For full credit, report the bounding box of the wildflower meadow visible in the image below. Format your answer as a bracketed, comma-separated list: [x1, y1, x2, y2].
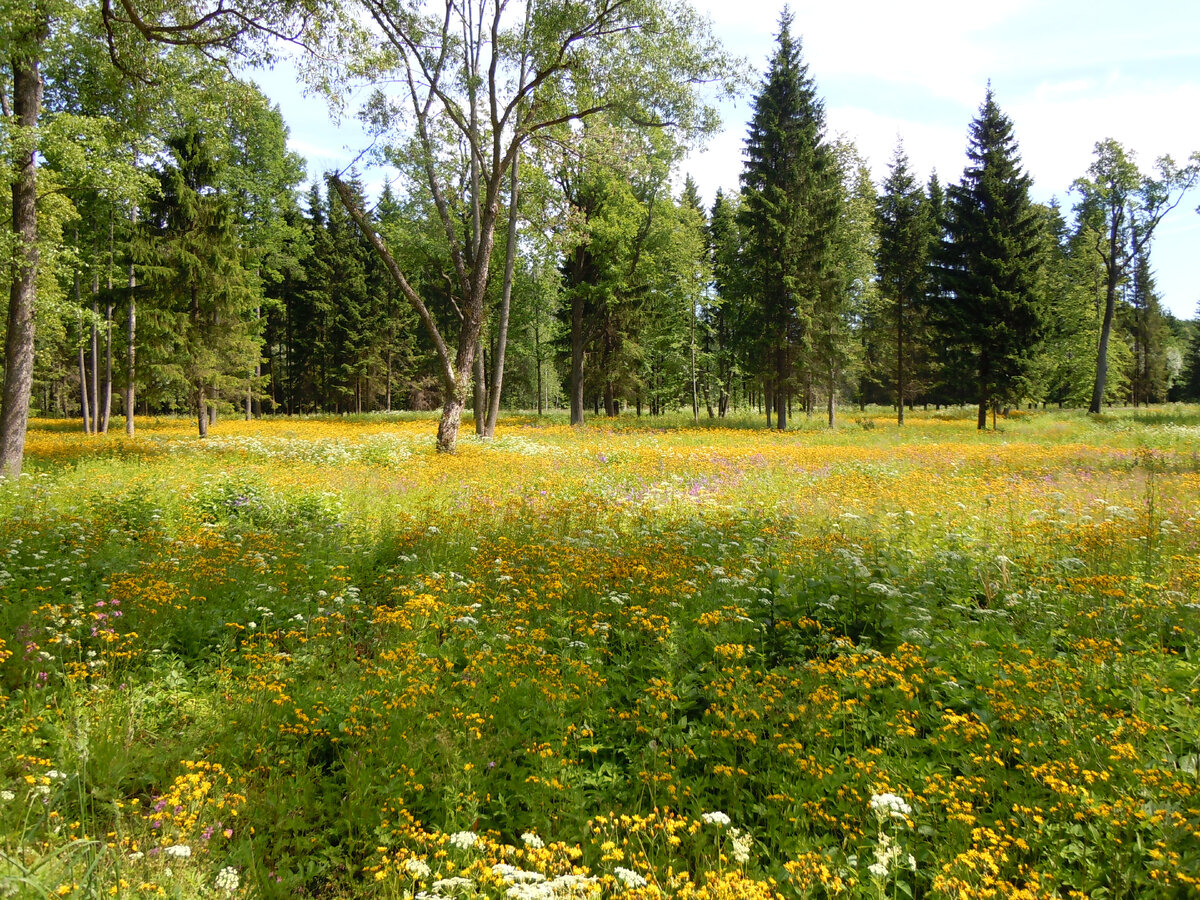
[2, 408, 1200, 899]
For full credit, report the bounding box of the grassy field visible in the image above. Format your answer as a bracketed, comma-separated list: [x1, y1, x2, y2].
[2, 407, 1200, 899]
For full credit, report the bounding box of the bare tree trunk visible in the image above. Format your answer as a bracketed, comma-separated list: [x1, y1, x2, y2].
[570, 294, 586, 426]
[125, 207, 137, 436]
[101, 303, 113, 432]
[197, 384, 208, 438]
[534, 320, 543, 416]
[690, 300, 698, 422]
[386, 349, 393, 412]
[473, 338, 486, 435]
[100, 214, 114, 433]
[437, 382, 468, 453]
[1090, 269, 1118, 414]
[101, 301, 113, 435]
[91, 281, 100, 434]
[1, 48, 43, 479]
[485, 145, 521, 438]
[827, 368, 835, 429]
[897, 294, 905, 426]
[78, 344, 92, 435]
[76, 271, 92, 434]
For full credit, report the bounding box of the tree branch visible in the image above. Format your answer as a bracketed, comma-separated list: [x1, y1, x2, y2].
[330, 176, 456, 392]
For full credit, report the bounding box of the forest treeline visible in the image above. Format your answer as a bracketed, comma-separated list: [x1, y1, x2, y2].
[3, 1, 1200, 470]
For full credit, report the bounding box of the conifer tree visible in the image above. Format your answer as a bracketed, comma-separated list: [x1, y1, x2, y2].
[935, 87, 1043, 429]
[738, 7, 837, 430]
[706, 189, 747, 417]
[875, 141, 931, 423]
[151, 127, 260, 436]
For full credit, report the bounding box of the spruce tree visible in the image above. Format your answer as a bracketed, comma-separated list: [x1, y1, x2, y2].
[152, 127, 260, 436]
[936, 87, 1043, 429]
[738, 7, 837, 430]
[875, 141, 931, 424]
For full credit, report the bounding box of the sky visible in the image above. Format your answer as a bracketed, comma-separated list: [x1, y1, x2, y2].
[249, 0, 1200, 317]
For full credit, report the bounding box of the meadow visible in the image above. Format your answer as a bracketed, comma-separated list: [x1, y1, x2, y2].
[2, 407, 1200, 900]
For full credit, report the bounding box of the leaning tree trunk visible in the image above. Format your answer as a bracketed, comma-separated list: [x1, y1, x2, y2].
[0, 51, 43, 479]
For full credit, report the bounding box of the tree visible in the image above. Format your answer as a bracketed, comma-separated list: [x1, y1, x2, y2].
[330, 0, 732, 451]
[1, 0, 326, 476]
[935, 86, 1043, 429]
[0, 2, 50, 477]
[150, 126, 260, 436]
[875, 140, 930, 424]
[705, 188, 746, 417]
[738, 7, 837, 430]
[817, 140, 875, 427]
[1073, 139, 1199, 413]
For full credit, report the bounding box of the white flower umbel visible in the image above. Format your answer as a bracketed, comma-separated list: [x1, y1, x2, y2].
[214, 867, 240, 893]
[728, 827, 753, 865]
[700, 810, 731, 826]
[448, 831, 478, 850]
[614, 867, 647, 889]
[868, 792, 912, 821]
[521, 832, 544, 849]
[406, 858, 432, 879]
[164, 844, 192, 858]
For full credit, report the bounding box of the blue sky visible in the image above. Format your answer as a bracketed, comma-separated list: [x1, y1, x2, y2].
[249, 0, 1200, 317]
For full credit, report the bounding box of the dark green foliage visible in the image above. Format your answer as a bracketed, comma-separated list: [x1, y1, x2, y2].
[872, 141, 934, 420]
[150, 126, 262, 434]
[737, 8, 839, 429]
[934, 87, 1044, 428]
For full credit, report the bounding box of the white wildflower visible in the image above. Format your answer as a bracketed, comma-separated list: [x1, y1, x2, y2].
[448, 830, 478, 850]
[165, 844, 192, 858]
[432, 876, 475, 893]
[868, 861, 889, 880]
[0, 791, 14, 802]
[521, 832, 544, 849]
[869, 792, 912, 820]
[493, 864, 546, 883]
[728, 827, 753, 865]
[214, 867, 240, 893]
[406, 858, 433, 879]
[700, 811, 731, 826]
[614, 867, 646, 889]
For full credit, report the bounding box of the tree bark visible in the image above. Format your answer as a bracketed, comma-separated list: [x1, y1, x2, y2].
[102, 301, 113, 433]
[1089, 257, 1119, 414]
[473, 338, 486, 435]
[570, 291, 586, 426]
[437, 383, 467, 453]
[485, 146, 520, 438]
[125, 208, 137, 436]
[91, 287, 101, 434]
[0, 48, 43, 479]
[76, 272, 92, 434]
[897, 294, 905, 426]
[197, 384, 208, 437]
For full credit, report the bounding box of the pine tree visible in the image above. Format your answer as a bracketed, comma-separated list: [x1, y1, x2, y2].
[738, 7, 838, 430]
[936, 87, 1044, 429]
